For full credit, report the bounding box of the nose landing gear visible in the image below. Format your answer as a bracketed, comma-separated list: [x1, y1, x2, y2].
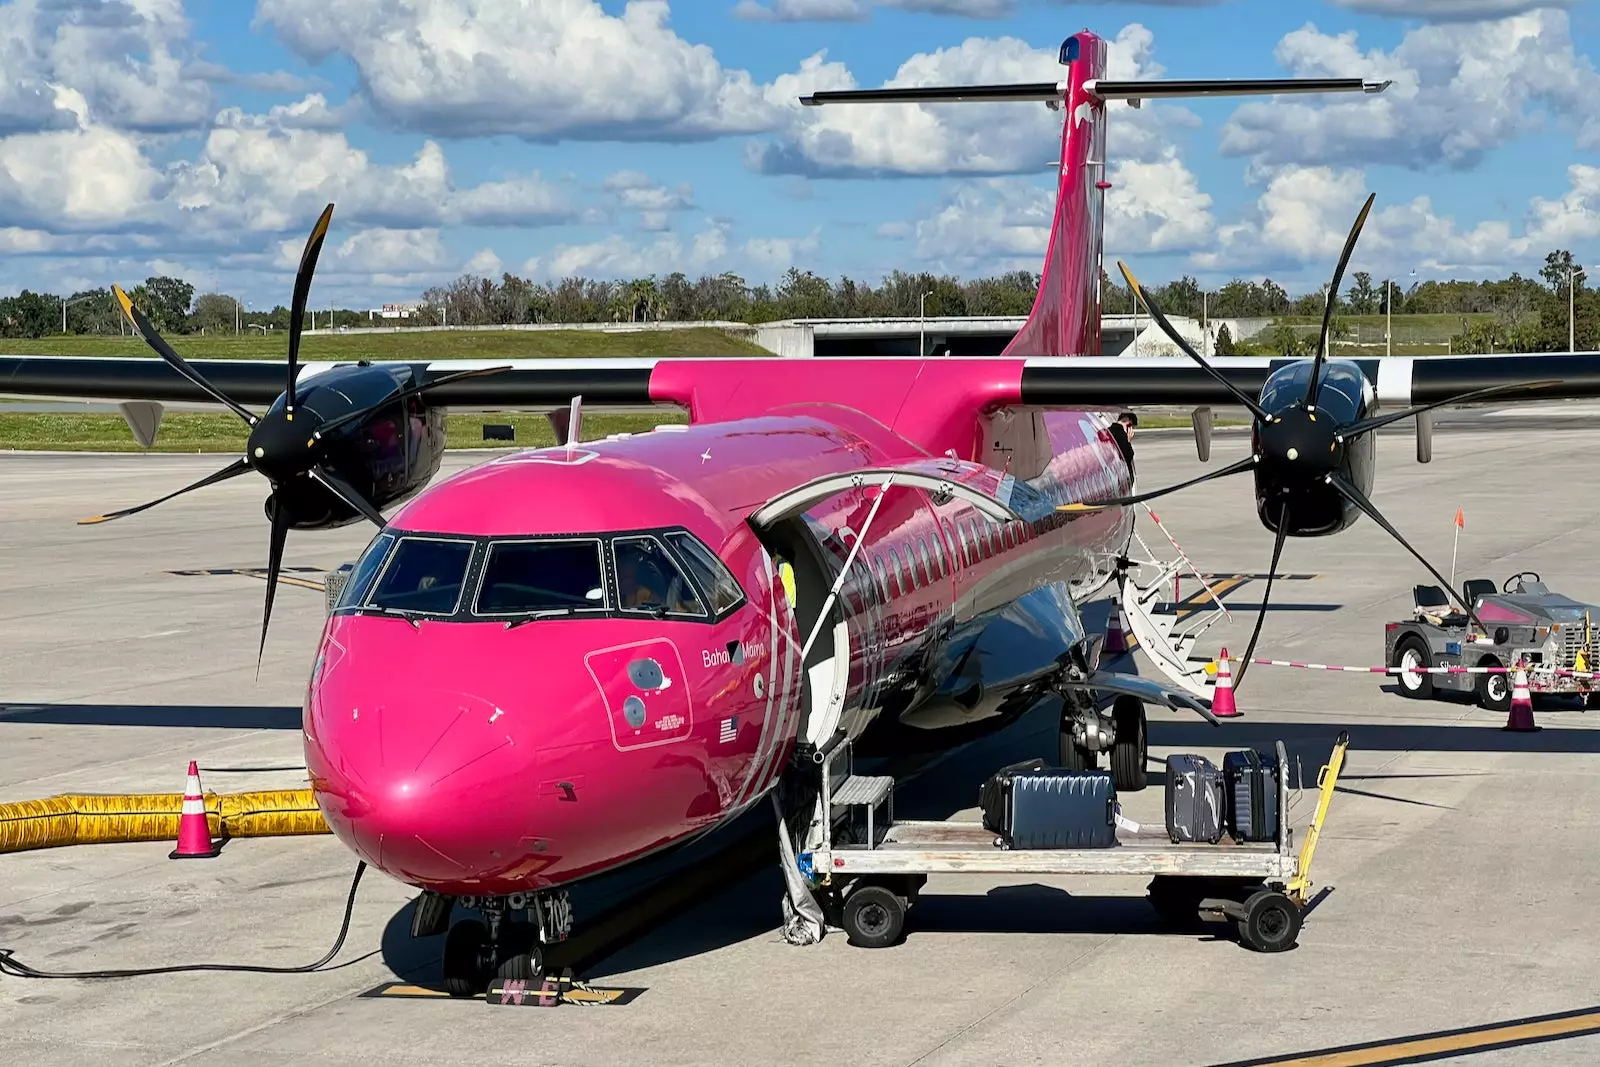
[438, 890, 573, 997]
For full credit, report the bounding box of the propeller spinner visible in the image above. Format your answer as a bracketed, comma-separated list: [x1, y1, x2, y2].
[1063, 194, 1561, 691]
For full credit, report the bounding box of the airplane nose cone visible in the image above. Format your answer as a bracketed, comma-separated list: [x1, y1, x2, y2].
[307, 689, 552, 889]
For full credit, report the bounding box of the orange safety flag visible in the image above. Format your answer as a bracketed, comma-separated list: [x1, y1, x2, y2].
[1454, 506, 1465, 529]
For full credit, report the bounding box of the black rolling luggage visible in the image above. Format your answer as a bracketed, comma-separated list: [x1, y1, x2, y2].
[1165, 754, 1224, 844]
[981, 764, 1118, 849]
[978, 758, 1047, 833]
[1223, 749, 1280, 843]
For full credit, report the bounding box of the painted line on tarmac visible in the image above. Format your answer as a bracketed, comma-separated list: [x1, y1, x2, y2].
[1213, 1005, 1600, 1066]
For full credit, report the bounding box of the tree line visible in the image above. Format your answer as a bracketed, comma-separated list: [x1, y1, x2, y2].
[1, 250, 1593, 353]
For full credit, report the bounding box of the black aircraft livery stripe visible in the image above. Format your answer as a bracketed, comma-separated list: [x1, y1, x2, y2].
[417, 365, 658, 407]
[1019, 359, 1318, 408]
[1408, 353, 1600, 406]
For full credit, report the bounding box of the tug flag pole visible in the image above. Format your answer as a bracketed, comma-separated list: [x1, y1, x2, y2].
[1450, 506, 1464, 590]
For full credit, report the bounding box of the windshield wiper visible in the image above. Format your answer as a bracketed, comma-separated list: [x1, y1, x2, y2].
[504, 606, 581, 631]
[366, 605, 421, 630]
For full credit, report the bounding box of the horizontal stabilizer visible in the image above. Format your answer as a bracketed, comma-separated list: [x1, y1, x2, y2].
[801, 78, 1387, 108]
[1084, 78, 1389, 100]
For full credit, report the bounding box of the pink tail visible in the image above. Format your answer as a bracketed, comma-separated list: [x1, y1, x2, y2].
[1002, 31, 1107, 359]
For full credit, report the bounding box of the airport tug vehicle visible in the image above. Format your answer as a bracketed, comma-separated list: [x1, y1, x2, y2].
[1386, 572, 1600, 710]
[791, 733, 1349, 954]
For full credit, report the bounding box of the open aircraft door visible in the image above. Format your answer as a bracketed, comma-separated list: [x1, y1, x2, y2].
[748, 462, 1026, 746]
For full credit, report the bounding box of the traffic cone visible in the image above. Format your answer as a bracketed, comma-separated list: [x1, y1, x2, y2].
[1210, 647, 1241, 718]
[169, 760, 221, 859]
[1104, 605, 1129, 654]
[1502, 665, 1539, 732]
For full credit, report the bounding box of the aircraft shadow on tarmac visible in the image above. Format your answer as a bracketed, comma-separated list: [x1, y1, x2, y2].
[0, 703, 301, 730]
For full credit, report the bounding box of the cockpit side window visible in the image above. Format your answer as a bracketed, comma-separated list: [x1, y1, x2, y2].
[663, 532, 746, 616]
[475, 539, 606, 615]
[368, 537, 474, 615]
[337, 532, 395, 610]
[614, 536, 707, 618]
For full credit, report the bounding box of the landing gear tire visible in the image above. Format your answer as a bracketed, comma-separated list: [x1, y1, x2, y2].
[842, 884, 907, 949]
[1392, 636, 1434, 699]
[496, 945, 545, 983]
[1237, 891, 1302, 953]
[442, 919, 490, 997]
[1110, 696, 1147, 791]
[1059, 726, 1096, 772]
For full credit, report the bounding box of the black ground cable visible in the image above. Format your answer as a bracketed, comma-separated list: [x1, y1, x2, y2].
[0, 861, 366, 980]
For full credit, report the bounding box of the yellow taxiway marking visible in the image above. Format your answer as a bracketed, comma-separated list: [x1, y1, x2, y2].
[1220, 1006, 1600, 1066]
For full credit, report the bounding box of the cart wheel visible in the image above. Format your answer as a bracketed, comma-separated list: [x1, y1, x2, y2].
[1237, 891, 1301, 953]
[1478, 669, 1511, 713]
[842, 884, 907, 948]
[1110, 696, 1147, 791]
[1391, 636, 1434, 700]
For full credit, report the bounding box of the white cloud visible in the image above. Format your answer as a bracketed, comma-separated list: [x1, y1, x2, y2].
[1219, 11, 1600, 169]
[734, 0, 870, 20]
[0, 86, 162, 231]
[0, 0, 214, 134]
[254, 0, 775, 142]
[744, 229, 822, 268]
[1325, 0, 1575, 19]
[463, 247, 504, 276]
[748, 24, 1190, 178]
[523, 220, 733, 279]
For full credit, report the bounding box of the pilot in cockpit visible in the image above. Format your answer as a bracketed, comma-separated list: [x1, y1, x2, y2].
[617, 544, 694, 614]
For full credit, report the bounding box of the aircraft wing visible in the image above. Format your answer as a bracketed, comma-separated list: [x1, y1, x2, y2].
[6, 350, 1600, 412]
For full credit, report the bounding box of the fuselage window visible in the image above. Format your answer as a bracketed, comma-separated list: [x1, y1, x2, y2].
[873, 556, 890, 602]
[917, 536, 933, 582]
[899, 544, 916, 591]
[663, 531, 746, 616]
[614, 535, 707, 617]
[369, 536, 475, 616]
[474, 539, 606, 615]
[887, 547, 904, 597]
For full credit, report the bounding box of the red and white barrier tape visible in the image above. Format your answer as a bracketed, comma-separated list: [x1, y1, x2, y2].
[1237, 657, 1599, 679]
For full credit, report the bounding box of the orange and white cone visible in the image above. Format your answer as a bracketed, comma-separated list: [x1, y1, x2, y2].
[1210, 647, 1241, 718]
[1502, 665, 1539, 732]
[169, 760, 221, 859]
[1104, 605, 1129, 654]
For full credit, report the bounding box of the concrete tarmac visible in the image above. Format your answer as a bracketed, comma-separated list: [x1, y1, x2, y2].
[4, 419, 1600, 1066]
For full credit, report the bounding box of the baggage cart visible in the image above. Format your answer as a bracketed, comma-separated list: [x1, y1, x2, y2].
[798, 732, 1349, 953]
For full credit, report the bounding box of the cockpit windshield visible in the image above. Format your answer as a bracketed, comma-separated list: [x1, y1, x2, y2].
[370, 537, 474, 614]
[335, 527, 739, 625]
[1259, 359, 1365, 424]
[475, 539, 606, 614]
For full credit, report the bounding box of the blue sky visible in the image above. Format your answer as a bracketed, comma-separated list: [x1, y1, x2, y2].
[0, 0, 1597, 310]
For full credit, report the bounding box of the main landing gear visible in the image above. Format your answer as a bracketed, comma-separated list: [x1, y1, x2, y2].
[1060, 692, 1148, 792]
[426, 890, 574, 997]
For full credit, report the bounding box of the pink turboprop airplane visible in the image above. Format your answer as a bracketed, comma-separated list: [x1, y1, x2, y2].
[8, 29, 1600, 992]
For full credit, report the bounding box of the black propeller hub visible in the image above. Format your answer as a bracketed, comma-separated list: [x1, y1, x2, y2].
[1255, 407, 1342, 484]
[247, 409, 323, 483]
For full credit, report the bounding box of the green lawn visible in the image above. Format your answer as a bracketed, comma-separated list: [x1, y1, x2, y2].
[0, 327, 769, 361]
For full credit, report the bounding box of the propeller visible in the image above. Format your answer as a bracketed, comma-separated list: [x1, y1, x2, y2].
[81, 204, 509, 672]
[1069, 194, 1563, 693]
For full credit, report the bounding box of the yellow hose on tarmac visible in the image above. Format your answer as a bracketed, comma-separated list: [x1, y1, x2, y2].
[0, 789, 328, 854]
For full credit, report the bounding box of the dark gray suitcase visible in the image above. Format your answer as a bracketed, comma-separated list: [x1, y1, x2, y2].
[1165, 754, 1224, 844]
[978, 758, 1048, 834]
[1224, 749, 1279, 843]
[997, 770, 1117, 849]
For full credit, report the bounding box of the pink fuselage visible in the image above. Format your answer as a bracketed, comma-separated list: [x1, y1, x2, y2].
[303, 360, 1134, 896]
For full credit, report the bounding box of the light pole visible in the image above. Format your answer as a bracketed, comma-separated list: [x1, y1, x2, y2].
[919, 289, 932, 357]
[1201, 290, 1209, 358]
[235, 296, 242, 334]
[61, 293, 96, 334]
[1571, 265, 1586, 353]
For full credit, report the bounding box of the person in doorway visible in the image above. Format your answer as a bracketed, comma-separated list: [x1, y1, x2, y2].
[1108, 411, 1138, 472]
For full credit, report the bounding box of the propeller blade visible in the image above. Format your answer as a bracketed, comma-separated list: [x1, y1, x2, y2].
[1304, 192, 1376, 410]
[77, 457, 252, 525]
[1327, 472, 1485, 631]
[1233, 500, 1290, 690]
[257, 494, 290, 678]
[315, 365, 513, 438]
[312, 464, 386, 529]
[1058, 454, 1256, 513]
[1116, 262, 1271, 422]
[1340, 379, 1561, 439]
[112, 285, 257, 426]
[286, 203, 336, 418]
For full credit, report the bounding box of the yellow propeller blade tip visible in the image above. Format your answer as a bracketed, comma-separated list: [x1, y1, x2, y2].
[110, 285, 134, 318]
[77, 515, 108, 525]
[1056, 503, 1103, 513]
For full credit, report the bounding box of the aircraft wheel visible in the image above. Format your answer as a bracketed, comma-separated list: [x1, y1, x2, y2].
[1391, 637, 1434, 699]
[1236, 891, 1301, 953]
[442, 919, 490, 997]
[842, 884, 906, 949]
[496, 945, 545, 983]
[1110, 696, 1147, 791]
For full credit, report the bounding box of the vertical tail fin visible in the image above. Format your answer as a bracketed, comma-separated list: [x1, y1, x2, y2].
[800, 39, 1388, 358]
